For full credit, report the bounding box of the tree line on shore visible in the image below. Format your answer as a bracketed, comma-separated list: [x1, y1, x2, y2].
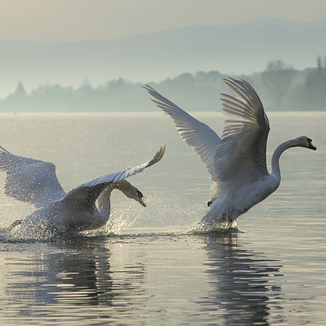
[1, 56, 326, 113]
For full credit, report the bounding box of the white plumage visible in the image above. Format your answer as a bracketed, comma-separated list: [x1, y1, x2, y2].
[144, 78, 316, 231]
[0, 143, 166, 236]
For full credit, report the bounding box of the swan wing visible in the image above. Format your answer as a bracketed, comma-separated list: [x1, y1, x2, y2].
[143, 85, 221, 180]
[215, 78, 270, 183]
[63, 143, 166, 208]
[0, 146, 66, 207]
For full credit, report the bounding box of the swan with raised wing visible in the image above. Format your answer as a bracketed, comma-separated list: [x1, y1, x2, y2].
[144, 78, 316, 231]
[0, 143, 166, 236]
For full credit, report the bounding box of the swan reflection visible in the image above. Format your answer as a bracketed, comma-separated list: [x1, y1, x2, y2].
[198, 231, 283, 325]
[3, 237, 146, 318]
[2, 232, 284, 324]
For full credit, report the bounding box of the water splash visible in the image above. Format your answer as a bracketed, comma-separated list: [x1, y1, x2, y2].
[188, 217, 238, 234]
[0, 199, 241, 242]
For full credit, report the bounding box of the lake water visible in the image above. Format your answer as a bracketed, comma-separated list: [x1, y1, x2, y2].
[0, 112, 325, 325]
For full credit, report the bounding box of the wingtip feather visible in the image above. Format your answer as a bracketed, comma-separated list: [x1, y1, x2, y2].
[145, 142, 166, 168]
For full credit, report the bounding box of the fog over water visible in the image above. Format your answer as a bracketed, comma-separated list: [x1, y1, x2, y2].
[1, 18, 326, 99]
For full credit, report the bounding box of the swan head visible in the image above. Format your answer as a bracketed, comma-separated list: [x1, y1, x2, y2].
[295, 136, 317, 151]
[135, 190, 146, 207]
[115, 180, 146, 207]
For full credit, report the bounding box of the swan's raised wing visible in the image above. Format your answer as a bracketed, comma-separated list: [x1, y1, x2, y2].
[143, 85, 221, 180]
[215, 78, 270, 183]
[0, 146, 66, 207]
[63, 143, 166, 208]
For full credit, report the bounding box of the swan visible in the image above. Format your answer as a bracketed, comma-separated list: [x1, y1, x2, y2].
[0, 143, 166, 236]
[144, 78, 316, 231]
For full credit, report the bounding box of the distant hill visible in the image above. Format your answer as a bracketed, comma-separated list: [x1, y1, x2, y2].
[1, 67, 325, 113]
[0, 18, 325, 98]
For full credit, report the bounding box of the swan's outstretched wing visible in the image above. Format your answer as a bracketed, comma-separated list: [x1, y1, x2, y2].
[0, 146, 66, 207]
[215, 78, 270, 183]
[63, 143, 166, 208]
[143, 85, 221, 180]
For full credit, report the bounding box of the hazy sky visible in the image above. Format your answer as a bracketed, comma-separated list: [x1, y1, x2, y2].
[1, 0, 326, 43]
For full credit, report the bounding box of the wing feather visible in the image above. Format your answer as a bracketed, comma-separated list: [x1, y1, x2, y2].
[144, 79, 270, 190]
[0, 146, 66, 207]
[63, 143, 166, 206]
[215, 78, 270, 182]
[143, 85, 221, 179]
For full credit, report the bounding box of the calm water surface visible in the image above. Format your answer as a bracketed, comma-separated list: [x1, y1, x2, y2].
[0, 112, 325, 325]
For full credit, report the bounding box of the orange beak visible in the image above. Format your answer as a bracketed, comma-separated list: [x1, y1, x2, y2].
[309, 141, 317, 151]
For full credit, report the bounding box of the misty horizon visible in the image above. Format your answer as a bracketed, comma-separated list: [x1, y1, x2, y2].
[1, 19, 326, 99]
[1, 62, 326, 113]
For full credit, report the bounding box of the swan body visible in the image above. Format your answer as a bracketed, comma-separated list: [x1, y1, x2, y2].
[144, 78, 316, 231]
[0, 143, 166, 236]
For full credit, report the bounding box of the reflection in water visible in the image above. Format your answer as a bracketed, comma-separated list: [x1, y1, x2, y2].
[0, 112, 323, 325]
[2, 232, 285, 325]
[199, 231, 283, 326]
[3, 236, 146, 321]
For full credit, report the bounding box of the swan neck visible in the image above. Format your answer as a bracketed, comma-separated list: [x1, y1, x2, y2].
[96, 180, 132, 219]
[97, 184, 115, 219]
[271, 139, 296, 175]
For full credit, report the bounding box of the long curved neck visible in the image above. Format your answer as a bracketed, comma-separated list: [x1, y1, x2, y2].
[271, 139, 297, 177]
[97, 184, 115, 220]
[97, 180, 134, 220]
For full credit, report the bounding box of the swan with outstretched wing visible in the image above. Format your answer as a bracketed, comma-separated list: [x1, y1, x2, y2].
[144, 78, 316, 231]
[0, 143, 166, 235]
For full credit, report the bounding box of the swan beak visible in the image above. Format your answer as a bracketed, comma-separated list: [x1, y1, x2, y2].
[138, 196, 146, 207]
[309, 141, 317, 151]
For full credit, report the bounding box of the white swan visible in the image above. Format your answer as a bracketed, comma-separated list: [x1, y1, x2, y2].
[0, 143, 166, 236]
[144, 78, 316, 231]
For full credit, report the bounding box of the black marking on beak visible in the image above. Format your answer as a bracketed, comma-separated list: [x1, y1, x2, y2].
[308, 138, 317, 151]
[137, 191, 146, 207]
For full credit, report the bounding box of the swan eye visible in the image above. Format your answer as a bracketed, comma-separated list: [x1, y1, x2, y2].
[207, 201, 212, 207]
[307, 138, 317, 150]
[137, 191, 143, 198]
